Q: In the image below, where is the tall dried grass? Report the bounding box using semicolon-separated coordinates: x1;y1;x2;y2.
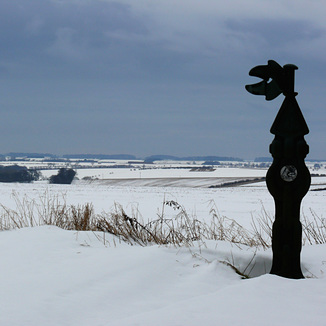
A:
95;200;273;247
0;191;325;248
0;191;95;231
302;208;326;245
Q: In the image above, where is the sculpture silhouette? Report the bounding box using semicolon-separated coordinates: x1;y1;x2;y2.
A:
246;60;310;279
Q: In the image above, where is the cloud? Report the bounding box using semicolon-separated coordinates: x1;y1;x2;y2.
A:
224;18;324;54
1;0;325;83
0;1;148;70
0;0;326;158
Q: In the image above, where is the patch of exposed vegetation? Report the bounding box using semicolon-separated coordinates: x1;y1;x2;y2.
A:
209;177;266;188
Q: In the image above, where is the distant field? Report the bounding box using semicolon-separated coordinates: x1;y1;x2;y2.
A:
0;162;324;231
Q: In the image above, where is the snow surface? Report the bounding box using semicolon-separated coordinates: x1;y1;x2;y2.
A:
1;166;326;325
1;227;326;326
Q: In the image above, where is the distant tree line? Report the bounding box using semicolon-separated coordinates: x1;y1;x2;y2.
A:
144;155;244;163
254;157;273;162
0;166;76;184
0;165;40;183
6;152;56;159
63;154;136;160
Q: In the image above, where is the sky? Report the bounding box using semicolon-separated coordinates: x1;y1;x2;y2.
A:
1;0;326;160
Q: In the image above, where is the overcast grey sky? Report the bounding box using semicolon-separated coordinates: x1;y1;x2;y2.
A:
1;0;326;159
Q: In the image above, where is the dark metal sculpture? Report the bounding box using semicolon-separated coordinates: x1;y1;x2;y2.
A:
246;60;310;279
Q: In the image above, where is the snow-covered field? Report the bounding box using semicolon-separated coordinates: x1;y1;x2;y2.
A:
1;164;326;325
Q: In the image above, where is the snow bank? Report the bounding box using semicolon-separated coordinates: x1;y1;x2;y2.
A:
1;227;326;326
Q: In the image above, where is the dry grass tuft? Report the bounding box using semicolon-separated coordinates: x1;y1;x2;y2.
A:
96;200;266;247
0;191;95;231
302;208;326;245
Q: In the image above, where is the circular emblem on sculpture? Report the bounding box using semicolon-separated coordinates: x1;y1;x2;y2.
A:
280;165;297;182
